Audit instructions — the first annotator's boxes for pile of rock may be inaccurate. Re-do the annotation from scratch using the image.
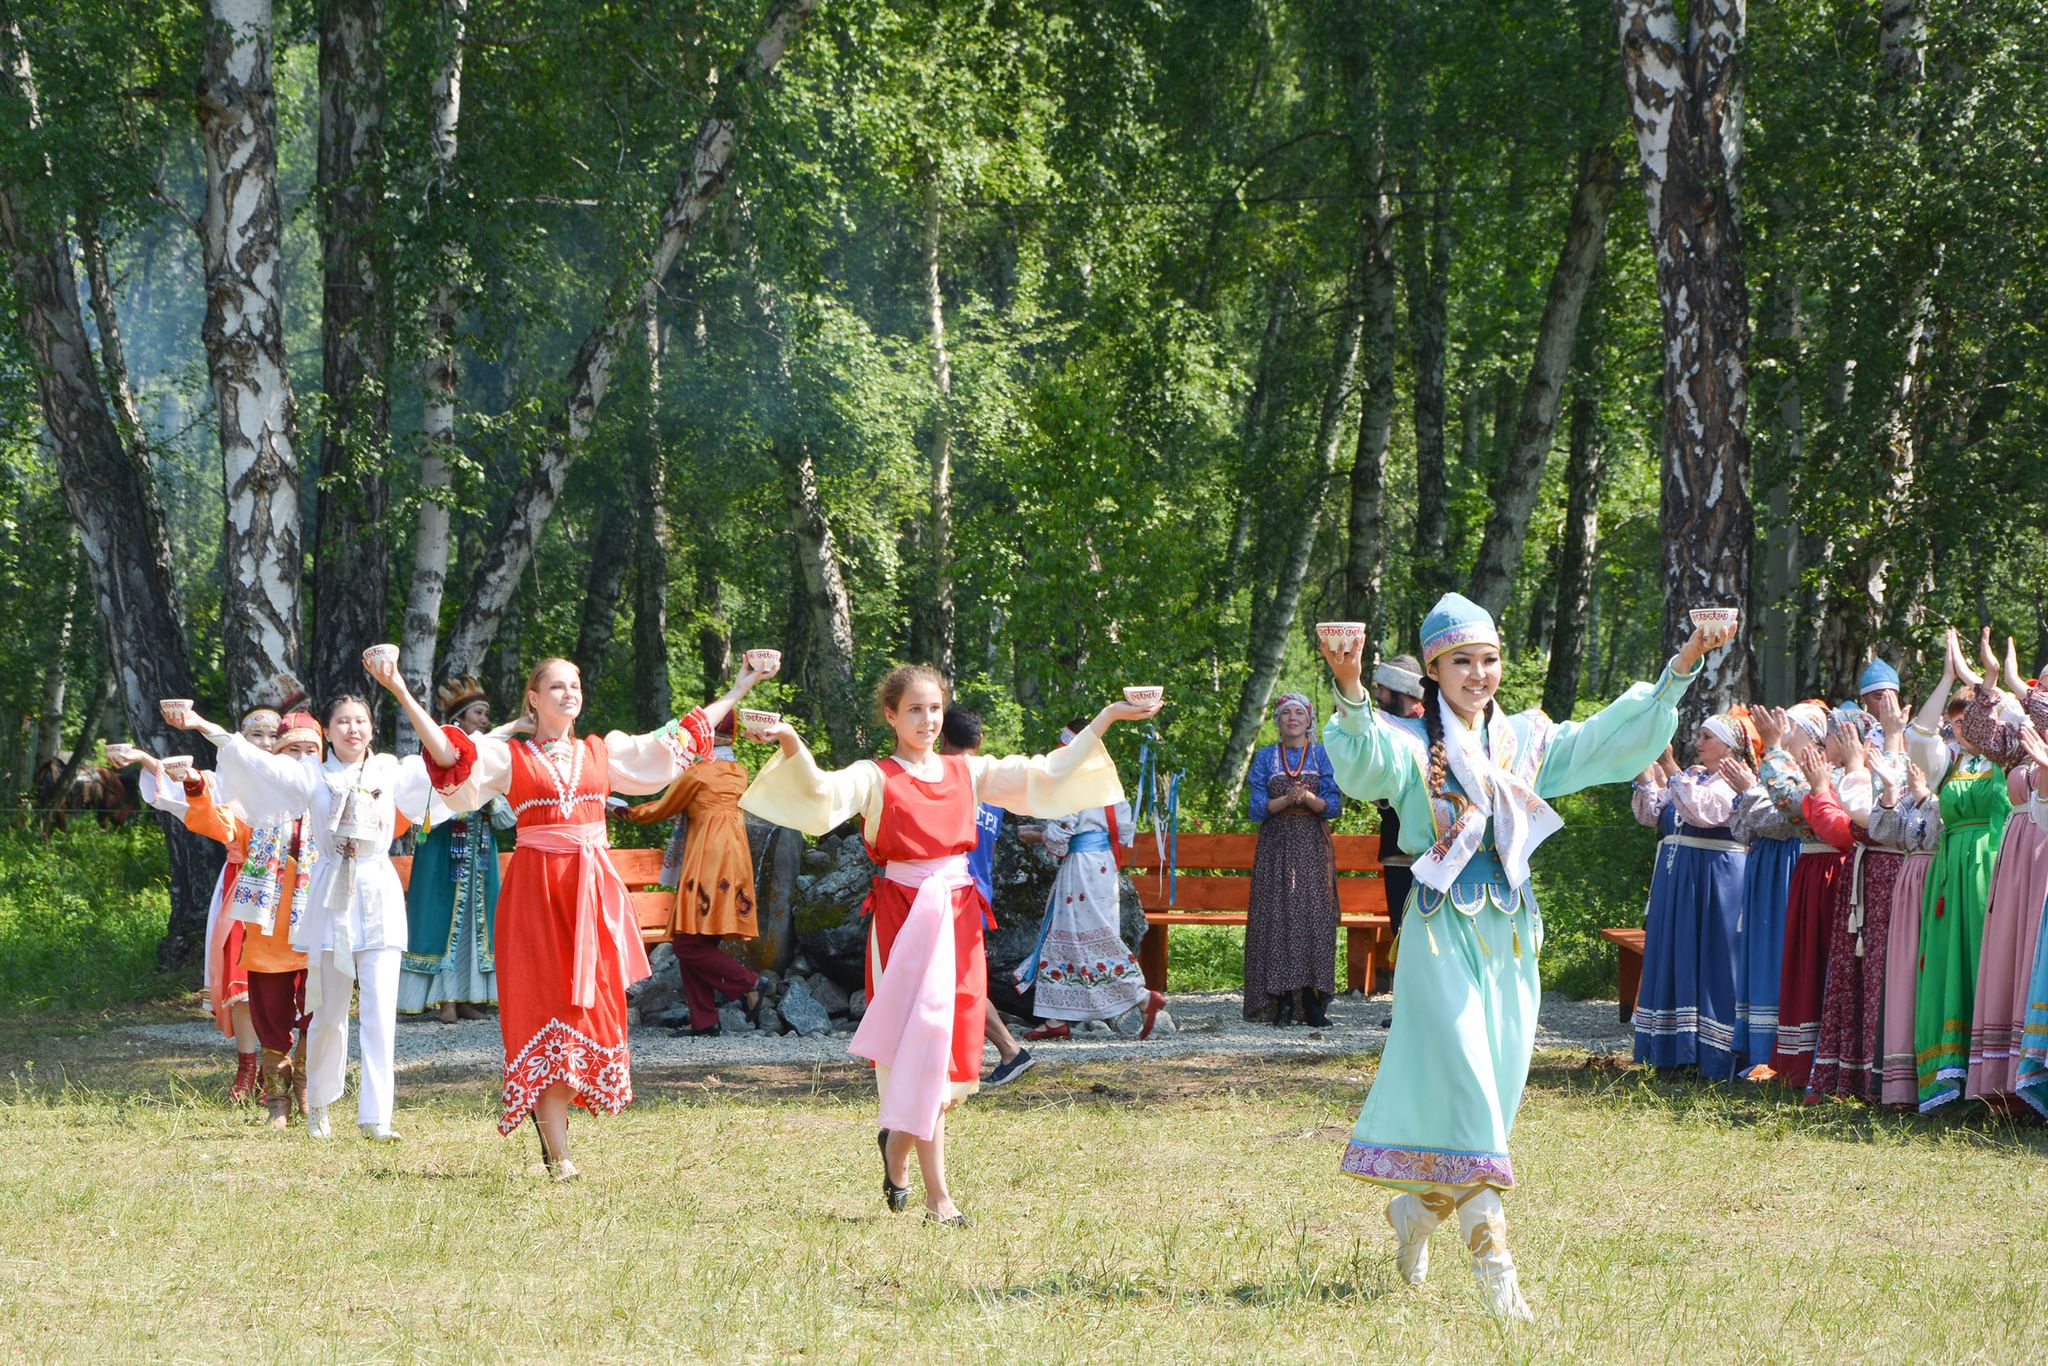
[626,941,871,1037]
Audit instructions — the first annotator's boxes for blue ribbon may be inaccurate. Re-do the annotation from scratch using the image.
[1133,731,1182,906]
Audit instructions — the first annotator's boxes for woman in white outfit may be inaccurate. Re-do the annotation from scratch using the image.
[166,687,431,1141]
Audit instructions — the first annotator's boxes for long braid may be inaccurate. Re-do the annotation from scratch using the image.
[1422,676,1451,806]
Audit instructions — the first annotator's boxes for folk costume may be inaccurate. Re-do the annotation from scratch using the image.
[1800,741,1908,1101]
[217,735,431,1137]
[1759,704,1848,1090]
[740,731,1122,1142]
[1629,730,1749,1076]
[426,711,716,1133]
[139,766,252,1094]
[1016,788,1145,1024]
[399,679,510,1016]
[1907,686,2014,1111]
[1323,593,1698,1320]
[622,740,762,1034]
[1964,683,2048,1100]
[1729,777,1803,1071]
[1242,696,1346,1023]
[1873,788,1942,1105]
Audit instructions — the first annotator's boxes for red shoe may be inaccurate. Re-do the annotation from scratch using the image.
[1137,990,1165,1041]
[228,1051,259,1105]
[1022,1021,1071,1041]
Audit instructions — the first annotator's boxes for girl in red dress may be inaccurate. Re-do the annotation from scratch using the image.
[373,653,770,1180]
[741,665,1159,1223]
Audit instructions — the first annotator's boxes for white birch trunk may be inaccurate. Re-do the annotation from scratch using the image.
[919,174,957,680]
[197,0,302,717]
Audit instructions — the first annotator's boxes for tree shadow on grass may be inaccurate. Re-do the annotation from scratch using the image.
[1527,1052,2048,1155]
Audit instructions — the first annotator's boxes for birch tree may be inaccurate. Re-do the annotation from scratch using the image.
[196,0,302,716]
[1614,0,1758,717]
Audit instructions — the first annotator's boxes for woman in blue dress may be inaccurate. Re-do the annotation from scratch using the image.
[1317,593,1732,1320]
[1629,712,1755,1077]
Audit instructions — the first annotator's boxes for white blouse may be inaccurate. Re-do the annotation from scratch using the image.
[431,726,702,815]
[217,737,432,956]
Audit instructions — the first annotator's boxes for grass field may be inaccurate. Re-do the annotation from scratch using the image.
[2,1012,2043,1363]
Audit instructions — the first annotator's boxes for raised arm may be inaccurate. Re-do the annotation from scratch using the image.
[739,727,884,837]
[363,650,460,768]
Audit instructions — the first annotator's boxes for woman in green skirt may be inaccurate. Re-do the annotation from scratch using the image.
[1317,593,1733,1320]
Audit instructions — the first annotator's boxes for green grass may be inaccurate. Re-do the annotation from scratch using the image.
[0,826,181,1012]
[0,1024,2041,1362]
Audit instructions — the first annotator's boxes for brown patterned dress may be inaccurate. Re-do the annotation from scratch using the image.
[1243,742,1343,1019]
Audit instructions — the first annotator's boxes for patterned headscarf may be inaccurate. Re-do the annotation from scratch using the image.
[1831,703,1877,741]
[1273,692,1313,723]
[1785,701,1829,742]
[1702,707,1761,765]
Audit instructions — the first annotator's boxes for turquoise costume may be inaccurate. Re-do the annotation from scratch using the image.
[1325,607,1700,1192]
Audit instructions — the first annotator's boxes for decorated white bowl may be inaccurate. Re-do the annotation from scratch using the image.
[737,708,782,735]
[160,754,195,780]
[1689,607,1740,630]
[1123,686,1164,708]
[160,698,194,724]
[743,648,782,675]
[1315,621,1368,647]
[362,643,400,670]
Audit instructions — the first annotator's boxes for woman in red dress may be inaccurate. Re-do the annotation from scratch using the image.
[741,665,1159,1223]
[373,653,770,1180]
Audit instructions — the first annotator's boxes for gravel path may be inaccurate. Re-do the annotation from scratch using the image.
[117,990,1632,1075]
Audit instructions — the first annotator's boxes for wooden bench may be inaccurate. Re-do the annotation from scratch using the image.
[1122,832,1392,994]
[1599,927,1646,1024]
[391,846,678,944]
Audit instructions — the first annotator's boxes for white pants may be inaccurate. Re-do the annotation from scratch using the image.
[306,945,401,1128]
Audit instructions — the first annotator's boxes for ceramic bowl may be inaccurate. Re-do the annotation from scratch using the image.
[1123,686,1164,708]
[1689,607,1740,630]
[160,699,194,724]
[737,708,781,735]
[1315,621,1367,648]
[160,755,195,780]
[362,643,399,670]
[743,648,782,675]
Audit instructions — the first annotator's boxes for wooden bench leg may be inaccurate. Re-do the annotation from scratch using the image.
[1346,926,1370,994]
[1139,924,1168,993]
[1617,946,1642,1025]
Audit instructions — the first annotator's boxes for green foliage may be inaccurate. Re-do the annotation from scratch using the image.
[1528,784,1659,999]
[0,828,179,1012]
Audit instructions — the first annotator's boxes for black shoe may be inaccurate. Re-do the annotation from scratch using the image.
[1273,994,1294,1027]
[924,1209,971,1227]
[878,1129,911,1213]
[674,1023,720,1038]
[1302,991,1331,1028]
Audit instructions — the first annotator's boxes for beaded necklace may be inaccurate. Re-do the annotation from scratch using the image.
[1279,740,1311,779]
[515,734,601,819]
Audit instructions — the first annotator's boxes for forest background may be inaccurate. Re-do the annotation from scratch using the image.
[0,0,2043,980]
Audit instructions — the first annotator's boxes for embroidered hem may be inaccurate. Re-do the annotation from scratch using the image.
[429,725,479,792]
[1339,1140,1516,1189]
[498,1019,633,1134]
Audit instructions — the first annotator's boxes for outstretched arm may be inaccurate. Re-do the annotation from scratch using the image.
[363,650,460,768]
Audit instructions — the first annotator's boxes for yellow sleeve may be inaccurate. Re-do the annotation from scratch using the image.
[739,747,885,838]
[969,728,1125,818]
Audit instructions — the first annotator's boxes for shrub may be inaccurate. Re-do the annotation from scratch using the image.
[0,826,181,1013]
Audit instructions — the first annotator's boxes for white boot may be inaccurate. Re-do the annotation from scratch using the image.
[1455,1188,1533,1322]
[306,1106,332,1140]
[1386,1189,1457,1285]
[359,1122,402,1142]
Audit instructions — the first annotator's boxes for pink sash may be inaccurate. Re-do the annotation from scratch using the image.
[849,854,972,1141]
[514,821,653,1009]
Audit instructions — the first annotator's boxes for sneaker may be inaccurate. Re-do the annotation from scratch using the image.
[306,1107,332,1140]
[359,1122,403,1142]
[984,1048,1036,1087]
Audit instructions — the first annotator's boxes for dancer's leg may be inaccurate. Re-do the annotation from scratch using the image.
[914,1111,958,1220]
[1387,1186,1458,1284]
[984,1001,1021,1063]
[534,1083,572,1167]
[1454,1187,1532,1321]
[231,1000,258,1053]
[353,946,401,1133]
[304,952,352,1122]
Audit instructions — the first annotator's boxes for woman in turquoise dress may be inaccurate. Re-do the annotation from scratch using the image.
[1317,593,1732,1321]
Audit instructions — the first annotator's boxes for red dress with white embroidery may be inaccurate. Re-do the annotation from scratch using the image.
[427,714,713,1132]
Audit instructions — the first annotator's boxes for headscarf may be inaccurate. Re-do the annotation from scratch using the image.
[1831,703,1877,741]
[1419,592,1499,667]
[1785,701,1829,743]
[1273,692,1313,723]
[1702,707,1761,765]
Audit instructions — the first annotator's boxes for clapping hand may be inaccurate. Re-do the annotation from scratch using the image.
[1752,705,1787,751]
[1905,761,1933,803]
[2015,724,2048,774]
[1717,756,1758,793]
[1794,741,1832,795]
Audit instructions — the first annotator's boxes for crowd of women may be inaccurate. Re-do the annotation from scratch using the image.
[1629,626,2048,1120]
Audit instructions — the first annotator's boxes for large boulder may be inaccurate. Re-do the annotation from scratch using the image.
[627,941,683,1016]
[734,814,801,974]
[779,977,834,1037]
[793,818,1150,1011]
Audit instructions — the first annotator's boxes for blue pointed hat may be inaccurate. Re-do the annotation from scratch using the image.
[1420,592,1500,666]
[1858,658,1900,696]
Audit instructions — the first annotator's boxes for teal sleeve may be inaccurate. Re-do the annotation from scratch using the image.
[1320,691,1422,806]
[1534,657,1702,800]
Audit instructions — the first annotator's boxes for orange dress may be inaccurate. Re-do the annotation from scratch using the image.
[429,714,714,1133]
[164,773,249,1036]
[625,758,757,939]
[184,783,309,976]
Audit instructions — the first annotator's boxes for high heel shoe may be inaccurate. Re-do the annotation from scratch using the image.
[878,1129,911,1213]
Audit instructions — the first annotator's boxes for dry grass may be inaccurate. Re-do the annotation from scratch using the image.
[1,1010,2044,1363]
